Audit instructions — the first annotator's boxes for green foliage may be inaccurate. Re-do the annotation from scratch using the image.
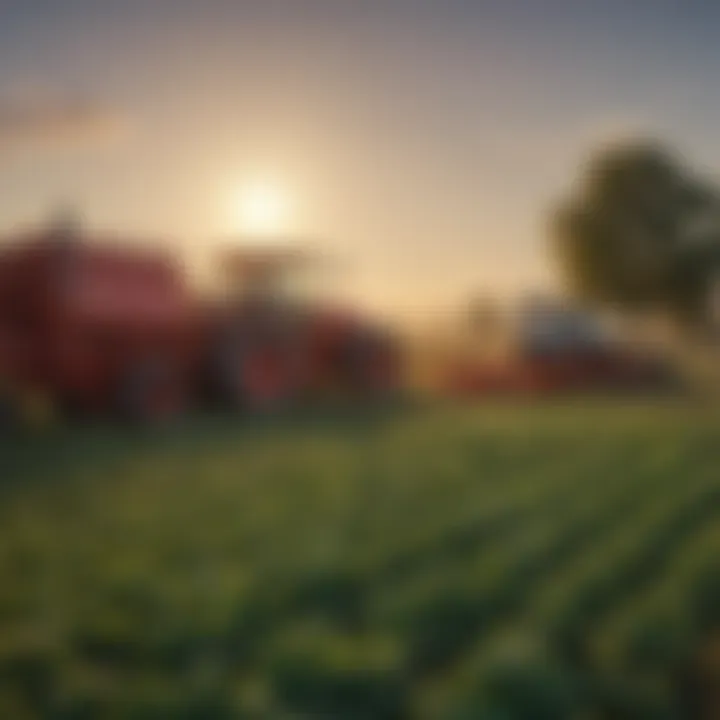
[551,139,720,324]
[269,630,407,719]
[689,564,720,631]
[0,404,718,717]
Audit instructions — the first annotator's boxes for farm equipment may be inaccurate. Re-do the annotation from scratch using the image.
[445,300,674,398]
[0,222,400,425]
[203,243,401,411]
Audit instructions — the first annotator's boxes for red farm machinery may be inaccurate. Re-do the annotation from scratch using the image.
[0,222,401,426]
[443,298,675,399]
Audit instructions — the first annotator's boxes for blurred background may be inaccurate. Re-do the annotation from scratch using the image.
[2,1,720,718]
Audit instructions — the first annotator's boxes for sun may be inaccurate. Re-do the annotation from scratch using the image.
[234,181,291,237]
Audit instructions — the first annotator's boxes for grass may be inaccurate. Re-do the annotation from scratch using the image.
[0,399,718,718]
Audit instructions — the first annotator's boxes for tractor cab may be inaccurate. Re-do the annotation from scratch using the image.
[205,241,400,408]
[216,241,335,304]
[214,241,360,343]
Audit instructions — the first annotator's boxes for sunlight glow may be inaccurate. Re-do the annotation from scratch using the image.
[234,181,291,237]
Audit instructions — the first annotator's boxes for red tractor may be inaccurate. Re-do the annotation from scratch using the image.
[0,223,400,425]
[201,243,401,413]
[445,300,674,399]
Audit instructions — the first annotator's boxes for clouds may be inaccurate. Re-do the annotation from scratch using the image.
[0,93,131,154]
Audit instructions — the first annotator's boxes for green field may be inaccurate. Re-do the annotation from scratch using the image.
[1,401,720,719]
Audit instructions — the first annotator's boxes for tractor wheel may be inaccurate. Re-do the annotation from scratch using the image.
[344,331,400,401]
[212,342,299,413]
[116,358,186,425]
[17,388,56,431]
[0,385,57,433]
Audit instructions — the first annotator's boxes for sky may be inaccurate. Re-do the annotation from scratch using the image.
[0,0,718,318]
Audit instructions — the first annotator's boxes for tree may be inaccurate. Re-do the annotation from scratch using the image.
[550,139,720,328]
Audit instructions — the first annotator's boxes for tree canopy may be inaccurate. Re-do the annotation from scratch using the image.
[551,139,720,326]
